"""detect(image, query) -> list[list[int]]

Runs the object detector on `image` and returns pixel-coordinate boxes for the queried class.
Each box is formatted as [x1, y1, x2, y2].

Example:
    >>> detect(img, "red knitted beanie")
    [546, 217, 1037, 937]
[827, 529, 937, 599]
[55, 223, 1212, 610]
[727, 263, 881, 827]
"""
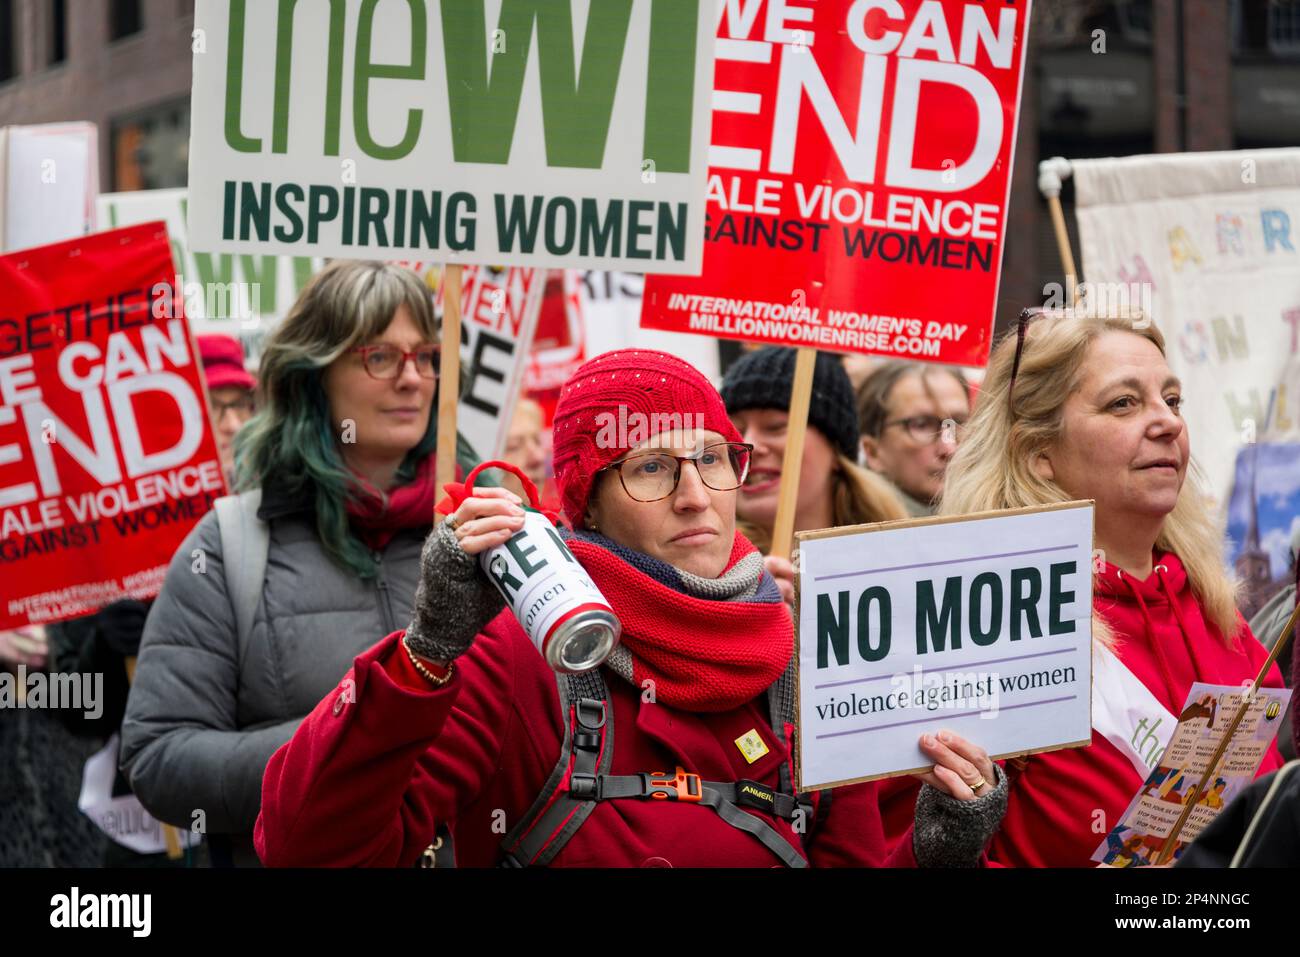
[552, 349, 743, 527]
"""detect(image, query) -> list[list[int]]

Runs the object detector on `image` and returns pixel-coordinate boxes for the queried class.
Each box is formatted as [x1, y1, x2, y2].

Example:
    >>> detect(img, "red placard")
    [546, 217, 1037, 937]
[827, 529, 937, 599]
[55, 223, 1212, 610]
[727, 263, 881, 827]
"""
[641, 0, 1031, 367]
[525, 271, 587, 409]
[0, 223, 226, 629]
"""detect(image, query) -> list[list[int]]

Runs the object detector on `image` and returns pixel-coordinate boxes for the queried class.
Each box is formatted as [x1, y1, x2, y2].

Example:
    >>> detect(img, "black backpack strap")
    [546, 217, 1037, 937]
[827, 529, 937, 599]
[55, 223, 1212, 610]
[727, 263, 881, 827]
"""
[697, 785, 808, 868]
[574, 769, 806, 868]
[579, 769, 809, 868]
[767, 660, 819, 834]
[498, 664, 814, 868]
[499, 669, 613, 867]
[592, 774, 801, 818]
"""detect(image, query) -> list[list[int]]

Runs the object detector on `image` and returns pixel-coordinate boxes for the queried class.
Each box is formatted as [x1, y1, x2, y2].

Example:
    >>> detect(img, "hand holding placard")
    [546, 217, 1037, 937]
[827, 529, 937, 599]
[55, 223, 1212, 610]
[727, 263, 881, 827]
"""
[1092, 600, 1300, 866]
[794, 502, 1095, 791]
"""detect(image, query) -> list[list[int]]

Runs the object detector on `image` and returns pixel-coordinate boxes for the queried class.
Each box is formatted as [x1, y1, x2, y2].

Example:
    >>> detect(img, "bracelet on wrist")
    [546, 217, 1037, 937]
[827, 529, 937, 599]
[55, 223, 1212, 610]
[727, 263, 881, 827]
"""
[403, 636, 454, 687]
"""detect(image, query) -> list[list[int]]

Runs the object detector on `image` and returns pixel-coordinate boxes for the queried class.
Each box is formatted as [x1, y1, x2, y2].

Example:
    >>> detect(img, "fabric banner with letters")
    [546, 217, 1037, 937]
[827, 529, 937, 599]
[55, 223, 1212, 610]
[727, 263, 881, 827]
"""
[1073, 149, 1300, 502]
[1092, 642, 1178, 780]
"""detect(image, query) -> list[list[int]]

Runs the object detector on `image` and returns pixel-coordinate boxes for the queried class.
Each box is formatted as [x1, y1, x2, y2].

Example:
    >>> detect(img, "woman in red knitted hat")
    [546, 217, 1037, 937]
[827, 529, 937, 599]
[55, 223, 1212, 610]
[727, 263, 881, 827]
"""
[255, 349, 1008, 868]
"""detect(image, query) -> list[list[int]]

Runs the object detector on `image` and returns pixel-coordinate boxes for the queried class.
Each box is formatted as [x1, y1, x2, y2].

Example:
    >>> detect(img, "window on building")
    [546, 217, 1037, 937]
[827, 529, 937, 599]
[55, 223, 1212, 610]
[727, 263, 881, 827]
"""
[1032, 0, 1156, 313]
[109, 0, 144, 41]
[49, 0, 68, 65]
[1232, 0, 1300, 147]
[0, 0, 17, 82]
[1036, 0, 1156, 158]
[112, 101, 192, 190]
[1115, 0, 1154, 43]
[1268, 0, 1300, 53]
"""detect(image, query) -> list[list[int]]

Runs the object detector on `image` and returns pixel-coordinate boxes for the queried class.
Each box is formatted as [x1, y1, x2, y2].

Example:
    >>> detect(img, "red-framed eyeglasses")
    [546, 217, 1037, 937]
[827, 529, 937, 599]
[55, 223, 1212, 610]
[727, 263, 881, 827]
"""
[349, 344, 440, 380]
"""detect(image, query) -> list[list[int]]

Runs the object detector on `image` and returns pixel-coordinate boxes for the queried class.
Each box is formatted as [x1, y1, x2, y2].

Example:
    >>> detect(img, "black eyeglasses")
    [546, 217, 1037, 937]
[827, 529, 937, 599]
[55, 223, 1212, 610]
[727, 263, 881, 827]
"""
[210, 394, 256, 422]
[598, 442, 754, 503]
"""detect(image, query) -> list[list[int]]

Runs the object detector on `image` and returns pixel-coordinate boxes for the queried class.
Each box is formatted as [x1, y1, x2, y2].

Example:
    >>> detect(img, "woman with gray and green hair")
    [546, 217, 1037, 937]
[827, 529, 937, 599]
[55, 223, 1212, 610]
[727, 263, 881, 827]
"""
[121, 260, 458, 866]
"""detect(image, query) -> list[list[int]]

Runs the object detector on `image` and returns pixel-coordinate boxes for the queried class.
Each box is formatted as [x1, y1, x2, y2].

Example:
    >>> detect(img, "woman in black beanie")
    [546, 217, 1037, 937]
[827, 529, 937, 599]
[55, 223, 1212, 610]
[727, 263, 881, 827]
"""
[720, 347, 906, 598]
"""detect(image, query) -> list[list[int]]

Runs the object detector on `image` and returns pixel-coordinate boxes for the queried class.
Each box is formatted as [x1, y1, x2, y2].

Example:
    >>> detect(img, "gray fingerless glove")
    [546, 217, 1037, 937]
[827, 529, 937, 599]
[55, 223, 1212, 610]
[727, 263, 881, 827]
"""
[912, 761, 1009, 868]
[404, 519, 507, 662]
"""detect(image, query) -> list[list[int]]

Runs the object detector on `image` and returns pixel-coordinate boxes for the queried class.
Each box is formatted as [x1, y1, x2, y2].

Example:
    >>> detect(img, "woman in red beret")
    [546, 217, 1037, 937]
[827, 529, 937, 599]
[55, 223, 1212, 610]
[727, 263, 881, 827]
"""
[195, 333, 257, 486]
[255, 350, 1008, 867]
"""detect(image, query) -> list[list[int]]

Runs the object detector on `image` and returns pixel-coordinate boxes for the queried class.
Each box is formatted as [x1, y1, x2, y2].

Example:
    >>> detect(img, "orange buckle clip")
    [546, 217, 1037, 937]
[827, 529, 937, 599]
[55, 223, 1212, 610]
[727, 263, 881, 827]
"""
[645, 766, 703, 802]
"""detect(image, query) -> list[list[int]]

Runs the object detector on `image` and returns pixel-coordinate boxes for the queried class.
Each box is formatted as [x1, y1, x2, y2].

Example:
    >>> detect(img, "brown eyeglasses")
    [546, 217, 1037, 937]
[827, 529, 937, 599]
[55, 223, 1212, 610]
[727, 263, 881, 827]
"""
[1009, 305, 1155, 413]
[598, 442, 754, 503]
[1007, 308, 1049, 415]
[882, 414, 968, 444]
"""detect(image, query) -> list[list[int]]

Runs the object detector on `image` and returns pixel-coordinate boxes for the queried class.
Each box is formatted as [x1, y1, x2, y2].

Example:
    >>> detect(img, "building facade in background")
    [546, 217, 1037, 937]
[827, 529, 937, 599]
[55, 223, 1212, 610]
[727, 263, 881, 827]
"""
[1006, 0, 1300, 332]
[0, 0, 193, 191]
[1, 0, 1298, 332]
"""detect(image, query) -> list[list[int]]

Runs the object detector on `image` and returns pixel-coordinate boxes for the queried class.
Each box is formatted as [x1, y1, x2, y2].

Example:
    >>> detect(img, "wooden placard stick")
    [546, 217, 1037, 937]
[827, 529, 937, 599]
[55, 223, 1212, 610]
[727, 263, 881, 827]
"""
[1046, 194, 1078, 308]
[1038, 158, 1079, 307]
[1155, 600, 1300, 864]
[768, 348, 817, 561]
[435, 265, 464, 496]
[160, 818, 183, 859]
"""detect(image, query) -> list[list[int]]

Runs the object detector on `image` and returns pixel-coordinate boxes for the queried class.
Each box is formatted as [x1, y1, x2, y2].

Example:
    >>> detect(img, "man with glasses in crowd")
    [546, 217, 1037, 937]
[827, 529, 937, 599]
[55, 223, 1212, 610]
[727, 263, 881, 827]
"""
[856, 361, 971, 517]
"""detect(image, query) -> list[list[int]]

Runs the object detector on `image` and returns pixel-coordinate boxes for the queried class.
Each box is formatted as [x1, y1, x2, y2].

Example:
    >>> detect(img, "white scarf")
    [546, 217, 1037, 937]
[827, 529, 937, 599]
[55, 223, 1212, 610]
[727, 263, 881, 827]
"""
[1091, 643, 1178, 778]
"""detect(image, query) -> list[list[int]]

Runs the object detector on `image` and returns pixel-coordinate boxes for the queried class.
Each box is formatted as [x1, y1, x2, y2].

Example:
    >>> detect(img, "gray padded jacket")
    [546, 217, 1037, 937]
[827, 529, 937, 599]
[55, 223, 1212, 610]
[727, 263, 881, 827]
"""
[119, 483, 427, 865]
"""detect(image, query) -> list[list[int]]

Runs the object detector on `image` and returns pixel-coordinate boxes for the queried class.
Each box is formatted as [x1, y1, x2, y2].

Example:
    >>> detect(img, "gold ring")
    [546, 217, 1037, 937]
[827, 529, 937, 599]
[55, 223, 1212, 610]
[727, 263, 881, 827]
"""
[968, 776, 988, 795]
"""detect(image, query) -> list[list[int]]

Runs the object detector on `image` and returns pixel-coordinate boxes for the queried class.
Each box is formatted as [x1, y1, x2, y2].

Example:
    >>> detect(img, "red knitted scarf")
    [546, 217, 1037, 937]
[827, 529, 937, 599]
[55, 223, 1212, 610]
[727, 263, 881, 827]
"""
[566, 532, 794, 712]
[346, 456, 439, 550]
[434, 460, 793, 711]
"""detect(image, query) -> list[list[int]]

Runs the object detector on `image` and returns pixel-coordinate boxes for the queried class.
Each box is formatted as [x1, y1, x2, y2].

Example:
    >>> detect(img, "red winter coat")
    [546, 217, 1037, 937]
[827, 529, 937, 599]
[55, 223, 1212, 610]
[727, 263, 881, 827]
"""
[254, 612, 921, 868]
[879, 550, 1285, 867]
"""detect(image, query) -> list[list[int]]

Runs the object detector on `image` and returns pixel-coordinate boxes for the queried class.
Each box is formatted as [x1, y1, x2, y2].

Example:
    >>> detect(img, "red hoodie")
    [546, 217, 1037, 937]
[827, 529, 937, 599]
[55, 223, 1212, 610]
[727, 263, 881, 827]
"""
[880, 550, 1285, 867]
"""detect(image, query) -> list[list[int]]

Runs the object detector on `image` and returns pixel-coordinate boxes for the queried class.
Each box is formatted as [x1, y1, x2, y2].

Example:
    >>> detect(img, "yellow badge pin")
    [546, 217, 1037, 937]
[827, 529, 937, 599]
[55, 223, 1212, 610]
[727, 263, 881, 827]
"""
[734, 729, 770, 764]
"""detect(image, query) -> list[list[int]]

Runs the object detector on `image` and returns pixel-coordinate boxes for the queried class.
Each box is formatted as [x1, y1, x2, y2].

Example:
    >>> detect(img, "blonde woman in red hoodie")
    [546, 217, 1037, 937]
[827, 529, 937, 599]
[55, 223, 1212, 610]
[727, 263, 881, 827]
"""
[915, 310, 1284, 867]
